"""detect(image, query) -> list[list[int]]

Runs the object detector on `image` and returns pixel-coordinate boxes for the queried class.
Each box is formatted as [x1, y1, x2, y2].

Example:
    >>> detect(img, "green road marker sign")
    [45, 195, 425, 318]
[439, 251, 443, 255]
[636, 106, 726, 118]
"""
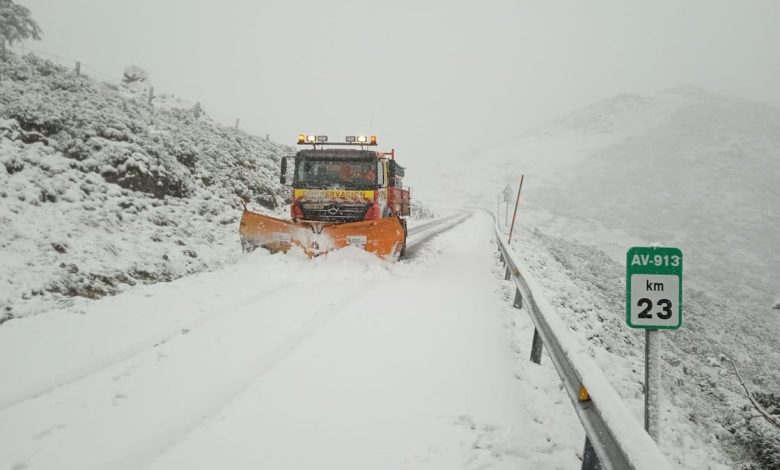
[626, 246, 683, 330]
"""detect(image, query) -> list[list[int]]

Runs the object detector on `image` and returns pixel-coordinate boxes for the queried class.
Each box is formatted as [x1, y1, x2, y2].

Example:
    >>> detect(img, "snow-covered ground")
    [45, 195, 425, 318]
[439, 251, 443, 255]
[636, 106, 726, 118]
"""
[2, 47, 778, 468]
[0, 213, 588, 470]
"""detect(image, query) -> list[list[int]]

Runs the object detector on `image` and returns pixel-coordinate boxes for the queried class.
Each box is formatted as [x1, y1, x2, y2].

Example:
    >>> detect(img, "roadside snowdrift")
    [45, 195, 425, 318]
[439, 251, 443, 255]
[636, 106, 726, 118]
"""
[0, 51, 292, 321]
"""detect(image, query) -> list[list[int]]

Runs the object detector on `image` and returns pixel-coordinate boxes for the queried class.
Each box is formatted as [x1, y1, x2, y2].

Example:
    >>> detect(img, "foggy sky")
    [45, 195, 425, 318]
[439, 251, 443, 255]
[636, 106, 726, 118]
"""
[16, 0, 780, 171]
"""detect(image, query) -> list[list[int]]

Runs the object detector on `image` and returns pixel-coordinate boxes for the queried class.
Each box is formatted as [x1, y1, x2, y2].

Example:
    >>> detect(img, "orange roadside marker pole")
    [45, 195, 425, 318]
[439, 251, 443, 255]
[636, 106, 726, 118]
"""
[507, 174, 525, 245]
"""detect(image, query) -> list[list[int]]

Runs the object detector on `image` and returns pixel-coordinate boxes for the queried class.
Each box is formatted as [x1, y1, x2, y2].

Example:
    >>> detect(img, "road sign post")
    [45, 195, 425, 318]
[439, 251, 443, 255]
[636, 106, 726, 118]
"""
[501, 184, 513, 227]
[644, 328, 661, 439]
[626, 246, 683, 441]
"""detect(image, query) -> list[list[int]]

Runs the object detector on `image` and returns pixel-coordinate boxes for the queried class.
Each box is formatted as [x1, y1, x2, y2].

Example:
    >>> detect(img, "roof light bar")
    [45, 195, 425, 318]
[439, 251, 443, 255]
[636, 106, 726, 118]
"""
[299, 134, 378, 145]
[344, 135, 377, 145]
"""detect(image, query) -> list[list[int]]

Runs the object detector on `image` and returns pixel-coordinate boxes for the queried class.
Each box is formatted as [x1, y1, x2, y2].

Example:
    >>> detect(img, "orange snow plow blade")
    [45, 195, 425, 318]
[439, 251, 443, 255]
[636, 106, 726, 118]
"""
[239, 210, 405, 260]
[239, 211, 303, 254]
[321, 217, 405, 259]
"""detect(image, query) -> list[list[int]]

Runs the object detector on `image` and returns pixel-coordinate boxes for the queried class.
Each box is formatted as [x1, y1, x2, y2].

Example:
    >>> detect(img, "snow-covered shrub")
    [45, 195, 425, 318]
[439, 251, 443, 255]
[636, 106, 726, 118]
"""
[0, 50, 293, 320]
[5, 88, 73, 135]
[731, 392, 780, 470]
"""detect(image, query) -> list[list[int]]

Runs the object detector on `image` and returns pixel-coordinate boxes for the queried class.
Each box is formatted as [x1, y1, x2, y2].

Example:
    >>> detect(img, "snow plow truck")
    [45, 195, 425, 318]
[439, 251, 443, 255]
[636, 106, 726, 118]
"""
[239, 134, 411, 260]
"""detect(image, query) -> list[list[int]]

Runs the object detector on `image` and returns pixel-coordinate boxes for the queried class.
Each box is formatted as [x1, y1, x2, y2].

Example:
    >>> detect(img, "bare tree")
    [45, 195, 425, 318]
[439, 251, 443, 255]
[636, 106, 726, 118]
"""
[720, 355, 780, 431]
[0, 0, 42, 44]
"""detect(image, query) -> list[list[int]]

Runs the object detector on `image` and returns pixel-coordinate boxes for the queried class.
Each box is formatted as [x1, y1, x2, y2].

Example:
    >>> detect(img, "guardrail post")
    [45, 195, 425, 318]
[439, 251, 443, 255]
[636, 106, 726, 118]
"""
[75, 61, 81, 76]
[504, 267, 511, 280]
[581, 437, 602, 470]
[513, 288, 522, 309]
[530, 328, 543, 364]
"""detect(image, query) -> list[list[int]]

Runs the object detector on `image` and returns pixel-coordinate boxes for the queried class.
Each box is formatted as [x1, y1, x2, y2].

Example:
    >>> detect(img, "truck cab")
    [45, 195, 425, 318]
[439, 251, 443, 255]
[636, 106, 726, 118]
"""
[282, 136, 410, 231]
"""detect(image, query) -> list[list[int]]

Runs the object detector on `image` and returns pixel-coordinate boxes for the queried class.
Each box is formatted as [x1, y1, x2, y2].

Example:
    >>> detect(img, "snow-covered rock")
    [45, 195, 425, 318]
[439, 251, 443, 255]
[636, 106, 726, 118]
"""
[121, 65, 150, 93]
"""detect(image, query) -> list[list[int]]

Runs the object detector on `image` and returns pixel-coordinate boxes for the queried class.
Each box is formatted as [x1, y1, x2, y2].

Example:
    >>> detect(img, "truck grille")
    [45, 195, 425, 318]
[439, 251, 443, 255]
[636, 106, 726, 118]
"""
[300, 203, 370, 223]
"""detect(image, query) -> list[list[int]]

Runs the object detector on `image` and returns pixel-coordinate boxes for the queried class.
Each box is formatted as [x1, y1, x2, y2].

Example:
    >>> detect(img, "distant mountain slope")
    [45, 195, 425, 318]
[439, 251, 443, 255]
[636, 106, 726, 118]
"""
[518, 86, 780, 308]
[495, 86, 780, 365]
[0, 52, 292, 321]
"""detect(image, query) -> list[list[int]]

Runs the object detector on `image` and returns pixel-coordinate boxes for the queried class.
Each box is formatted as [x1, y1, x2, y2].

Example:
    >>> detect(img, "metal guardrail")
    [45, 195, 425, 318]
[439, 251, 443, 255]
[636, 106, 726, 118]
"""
[495, 225, 671, 470]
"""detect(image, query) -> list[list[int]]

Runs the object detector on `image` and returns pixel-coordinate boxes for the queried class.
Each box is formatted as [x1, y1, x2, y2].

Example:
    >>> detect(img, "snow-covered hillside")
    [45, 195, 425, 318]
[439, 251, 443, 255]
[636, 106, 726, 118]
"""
[472, 87, 780, 469]
[0, 51, 292, 321]
[496, 86, 780, 371]
[531, 87, 778, 306]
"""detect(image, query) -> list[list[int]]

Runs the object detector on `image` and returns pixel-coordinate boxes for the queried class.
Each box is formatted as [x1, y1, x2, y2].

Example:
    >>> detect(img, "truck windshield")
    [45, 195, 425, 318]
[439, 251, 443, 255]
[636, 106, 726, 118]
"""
[295, 160, 377, 188]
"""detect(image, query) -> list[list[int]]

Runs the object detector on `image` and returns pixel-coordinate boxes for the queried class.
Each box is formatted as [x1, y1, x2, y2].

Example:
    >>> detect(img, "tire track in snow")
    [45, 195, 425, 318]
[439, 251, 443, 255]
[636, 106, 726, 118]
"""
[407, 212, 469, 239]
[142, 281, 374, 469]
[0, 280, 297, 412]
[1, 279, 376, 470]
[405, 212, 472, 258]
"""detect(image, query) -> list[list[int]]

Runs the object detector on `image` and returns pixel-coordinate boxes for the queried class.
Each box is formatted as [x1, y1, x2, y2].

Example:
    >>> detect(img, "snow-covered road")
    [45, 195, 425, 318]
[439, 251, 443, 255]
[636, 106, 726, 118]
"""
[0, 212, 582, 469]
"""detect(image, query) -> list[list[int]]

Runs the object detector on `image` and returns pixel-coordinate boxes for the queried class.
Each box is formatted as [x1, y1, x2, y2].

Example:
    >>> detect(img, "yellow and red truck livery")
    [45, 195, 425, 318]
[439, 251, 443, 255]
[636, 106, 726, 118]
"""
[239, 135, 411, 259]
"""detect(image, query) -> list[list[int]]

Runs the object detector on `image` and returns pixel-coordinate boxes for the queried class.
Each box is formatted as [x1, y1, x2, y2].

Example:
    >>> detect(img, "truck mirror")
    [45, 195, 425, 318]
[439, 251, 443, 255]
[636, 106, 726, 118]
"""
[280, 157, 288, 184]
